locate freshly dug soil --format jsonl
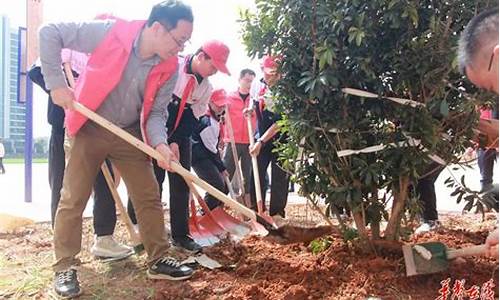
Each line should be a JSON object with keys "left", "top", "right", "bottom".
{"left": 153, "top": 213, "right": 499, "bottom": 300}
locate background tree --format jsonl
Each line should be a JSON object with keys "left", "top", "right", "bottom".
{"left": 240, "top": 0, "right": 497, "bottom": 242}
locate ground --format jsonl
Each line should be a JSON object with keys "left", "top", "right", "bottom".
{"left": 0, "top": 205, "right": 498, "bottom": 300}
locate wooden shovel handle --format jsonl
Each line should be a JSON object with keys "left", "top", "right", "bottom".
{"left": 223, "top": 109, "right": 245, "bottom": 195}
{"left": 100, "top": 163, "right": 141, "bottom": 245}
{"left": 447, "top": 245, "right": 488, "bottom": 259}
{"left": 245, "top": 106, "right": 264, "bottom": 213}
{"left": 73, "top": 102, "right": 268, "bottom": 227}
{"left": 223, "top": 174, "right": 237, "bottom": 199}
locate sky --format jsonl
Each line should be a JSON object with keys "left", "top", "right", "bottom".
{"left": 1, "top": 0, "right": 261, "bottom": 138}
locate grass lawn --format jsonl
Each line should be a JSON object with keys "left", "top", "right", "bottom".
{"left": 3, "top": 158, "right": 48, "bottom": 164}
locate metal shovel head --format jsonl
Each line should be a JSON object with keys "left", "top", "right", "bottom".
{"left": 193, "top": 190, "right": 251, "bottom": 238}
{"left": 188, "top": 198, "right": 220, "bottom": 247}
{"left": 209, "top": 207, "right": 251, "bottom": 236}
{"left": 403, "top": 242, "right": 448, "bottom": 276}
{"left": 188, "top": 215, "right": 220, "bottom": 247}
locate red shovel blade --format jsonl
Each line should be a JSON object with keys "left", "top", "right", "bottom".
{"left": 208, "top": 207, "right": 251, "bottom": 236}
{"left": 192, "top": 190, "right": 251, "bottom": 238}
{"left": 188, "top": 218, "right": 220, "bottom": 246}
{"left": 188, "top": 198, "right": 220, "bottom": 246}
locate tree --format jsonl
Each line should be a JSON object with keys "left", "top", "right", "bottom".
{"left": 240, "top": 0, "right": 497, "bottom": 242}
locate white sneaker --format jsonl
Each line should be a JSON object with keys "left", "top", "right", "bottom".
{"left": 414, "top": 220, "right": 441, "bottom": 235}
{"left": 91, "top": 235, "right": 133, "bottom": 261}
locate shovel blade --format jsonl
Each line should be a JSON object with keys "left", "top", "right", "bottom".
{"left": 403, "top": 242, "right": 449, "bottom": 276}
{"left": 209, "top": 207, "right": 251, "bottom": 236}
{"left": 188, "top": 218, "right": 220, "bottom": 247}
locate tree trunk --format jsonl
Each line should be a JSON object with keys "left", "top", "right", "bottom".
{"left": 384, "top": 175, "right": 410, "bottom": 240}
{"left": 371, "top": 221, "right": 381, "bottom": 240}
{"left": 352, "top": 211, "right": 369, "bottom": 240}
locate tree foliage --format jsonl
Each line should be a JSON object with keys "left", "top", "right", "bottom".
{"left": 240, "top": 0, "right": 497, "bottom": 241}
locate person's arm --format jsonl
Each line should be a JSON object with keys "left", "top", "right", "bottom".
{"left": 147, "top": 71, "right": 179, "bottom": 171}
{"left": 477, "top": 118, "right": 499, "bottom": 148}
{"left": 199, "top": 123, "right": 226, "bottom": 172}
{"left": 39, "top": 20, "right": 113, "bottom": 91}
{"left": 485, "top": 228, "right": 499, "bottom": 259}
{"left": 249, "top": 123, "right": 280, "bottom": 157}
{"left": 147, "top": 72, "right": 177, "bottom": 149}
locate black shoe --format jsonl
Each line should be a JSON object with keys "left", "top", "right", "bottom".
{"left": 147, "top": 256, "right": 193, "bottom": 280}
{"left": 172, "top": 236, "right": 203, "bottom": 254}
{"left": 54, "top": 268, "right": 82, "bottom": 298}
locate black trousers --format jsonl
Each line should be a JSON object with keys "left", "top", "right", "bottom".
{"left": 478, "top": 148, "right": 497, "bottom": 190}
{"left": 0, "top": 157, "right": 5, "bottom": 173}
{"left": 249, "top": 144, "right": 290, "bottom": 217}
{"left": 49, "top": 129, "right": 116, "bottom": 236}
{"left": 165, "top": 138, "right": 192, "bottom": 240}
{"left": 192, "top": 158, "right": 227, "bottom": 210}
{"left": 128, "top": 138, "right": 193, "bottom": 238}
{"left": 415, "top": 162, "right": 444, "bottom": 222}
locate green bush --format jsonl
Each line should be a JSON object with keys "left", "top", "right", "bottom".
{"left": 240, "top": 0, "right": 497, "bottom": 241}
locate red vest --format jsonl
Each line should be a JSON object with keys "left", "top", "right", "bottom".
{"left": 223, "top": 90, "right": 256, "bottom": 144}
{"left": 66, "top": 19, "right": 178, "bottom": 144}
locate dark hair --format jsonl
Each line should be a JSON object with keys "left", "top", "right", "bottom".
{"left": 147, "top": 0, "right": 193, "bottom": 30}
{"left": 239, "top": 68, "right": 256, "bottom": 79}
{"left": 194, "top": 48, "right": 211, "bottom": 60}
{"left": 458, "top": 8, "right": 499, "bottom": 74}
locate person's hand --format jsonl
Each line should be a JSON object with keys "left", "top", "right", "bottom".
{"left": 477, "top": 118, "right": 499, "bottom": 148}
{"left": 485, "top": 228, "right": 499, "bottom": 259}
{"left": 155, "top": 143, "right": 177, "bottom": 172}
{"left": 50, "top": 87, "right": 75, "bottom": 110}
{"left": 243, "top": 107, "right": 255, "bottom": 118}
{"left": 169, "top": 142, "right": 180, "bottom": 161}
{"left": 249, "top": 140, "right": 262, "bottom": 157}
{"left": 221, "top": 170, "right": 230, "bottom": 178}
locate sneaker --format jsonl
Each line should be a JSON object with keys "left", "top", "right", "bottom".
{"left": 54, "top": 268, "right": 82, "bottom": 298}
{"left": 147, "top": 256, "right": 193, "bottom": 280}
{"left": 414, "top": 220, "right": 441, "bottom": 235}
{"left": 172, "top": 236, "right": 203, "bottom": 254}
{"left": 90, "top": 235, "right": 134, "bottom": 261}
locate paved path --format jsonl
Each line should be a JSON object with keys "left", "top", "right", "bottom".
{"left": 0, "top": 162, "right": 496, "bottom": 222}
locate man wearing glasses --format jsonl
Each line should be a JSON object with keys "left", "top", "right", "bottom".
{"left": 39, "top": 1, "right": 195, "bottom": 297}
{"left": 458, "top": 8, "right": 498, "bottom": 259}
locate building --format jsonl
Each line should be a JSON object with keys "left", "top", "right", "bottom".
{"left": 0, "top": 15, "right": 26, "bottom": 155}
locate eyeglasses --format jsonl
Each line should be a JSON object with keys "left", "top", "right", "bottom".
{"left": 165, "top": 29, "right": 190, "bottom": 48}
{"left": 488, "top": 51, "right": 495, "bottom": 71}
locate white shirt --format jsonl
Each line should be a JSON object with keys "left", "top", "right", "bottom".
{"left": 172, "top": 56, "right": 213, "bottom": 119}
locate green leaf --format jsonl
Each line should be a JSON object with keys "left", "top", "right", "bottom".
{"left": 440, "top": 100, "right": 449, "bottom": 117}
{"left": 463, "top": 201, "right": 474, "bottom": 212}
{"left": 355, "top": 31, "right": 365, "bottom": 46}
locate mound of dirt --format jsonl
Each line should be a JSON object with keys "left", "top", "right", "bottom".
{"left": 153, "top": 213, "right": 499, "bottom": 299}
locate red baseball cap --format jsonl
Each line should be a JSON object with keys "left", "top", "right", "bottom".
{"left": 202, "top": 40, "right": 231, "bottom": 75}
{"left": 261, "top": 55, "right": 280, "bottom": 74}
{"left": 210, "top": 89, "right": 228, "bottom": 107}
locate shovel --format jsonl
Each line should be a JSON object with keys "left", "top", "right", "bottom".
{"left": 100, "top": 163, "right": 143, "bottom": 255}
{"left": 187, "top": 180, "right": 250, "bottom": 244}
{"left": 188, "top": 193, "right": 220, "bottom": 246}
{"left": 402, "top": 242, "right": 487, "bottom": 276}
{"left": 221, "top": 110, "right": 245, "bottom": 199}
{"left": 74, "top": 102, "right": 333, "bottom": 244}
{"left": 245, "top": 101, "right": 264, "bottom": 214}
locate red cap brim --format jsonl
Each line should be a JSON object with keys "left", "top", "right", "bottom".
{"left": 211, "top": 98, "right": 229, "bottom": 106}
{"left": 212, "top": 59, "right": 230, "bottom": 75}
